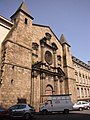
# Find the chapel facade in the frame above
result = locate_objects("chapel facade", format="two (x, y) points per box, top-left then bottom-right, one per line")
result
(0, 2), (90, 111)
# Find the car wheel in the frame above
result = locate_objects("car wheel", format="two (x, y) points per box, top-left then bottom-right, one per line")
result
(63, 109), (69, 114)
(24, 113), (31, 120)
(87, 107), (90, 110)
(79, 107), (83, 111)
(42, 110), (48, 115)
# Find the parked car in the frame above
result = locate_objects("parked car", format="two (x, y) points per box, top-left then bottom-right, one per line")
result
(6, 103), (35, 120)
(73, 101), (90, 111)
(0, 106), (7, 119)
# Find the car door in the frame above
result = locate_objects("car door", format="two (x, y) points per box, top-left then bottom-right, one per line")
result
(45, 100), (53, 112)
(14, 104), (26, 117)
(9, 105), (19, 116)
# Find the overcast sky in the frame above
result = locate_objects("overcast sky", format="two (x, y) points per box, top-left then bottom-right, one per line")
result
(0, 0), (90, 64)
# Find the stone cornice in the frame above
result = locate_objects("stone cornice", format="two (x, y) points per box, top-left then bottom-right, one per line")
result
(2, 62), (32, 71)
(2, 39), (32, 51)
(72, 56), (90, 70)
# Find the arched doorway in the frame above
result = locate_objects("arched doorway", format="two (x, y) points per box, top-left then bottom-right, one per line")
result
(45, 85), (53, 95)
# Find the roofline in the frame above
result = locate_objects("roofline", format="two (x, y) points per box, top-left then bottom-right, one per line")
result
(42, 94), (72, 97)
(72, 55), (90, 70)
(0, 15), (13, 25)
(33, 23), (61, 45)
(10, 9), (34, 20)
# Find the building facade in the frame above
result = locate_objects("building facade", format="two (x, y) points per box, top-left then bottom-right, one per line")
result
(0, 2), (90, 110)
(72, 56), (90, 101)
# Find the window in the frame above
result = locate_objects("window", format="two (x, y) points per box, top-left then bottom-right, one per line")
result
(79, 72), (81, 77)
(25, 18), (28, 24)
(83, 74), (84, 78)
(47, 100), (52, 104)
(9, 105), (19, 110)
(88, 89), (90, 97)
(77, 88), (80, 98)
(55, 100), (60, 104)
(84, 88), (87, 97)
(18, 105), (26, 109)
(81, 88), (84, 97)
(11, 79), (14, 85)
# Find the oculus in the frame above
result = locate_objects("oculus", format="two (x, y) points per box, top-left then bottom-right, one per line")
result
(45, 51), (52, 65)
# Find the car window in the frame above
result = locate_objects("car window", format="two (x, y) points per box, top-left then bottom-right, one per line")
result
(76, 103), (80, 105)
(18, 105), (26, 109)
(9, 105), (19, 110)
(78, 102), (81, 104)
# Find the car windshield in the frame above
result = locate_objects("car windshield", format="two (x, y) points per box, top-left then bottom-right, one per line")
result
(9, 104), (26, 110)
(9, 105), (19, 110)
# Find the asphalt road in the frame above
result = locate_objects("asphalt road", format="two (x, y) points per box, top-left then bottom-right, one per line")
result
(2, 110), (90, 120)
(34, 110), (90, 120)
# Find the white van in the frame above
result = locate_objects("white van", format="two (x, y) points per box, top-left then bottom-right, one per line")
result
(39, 94), (73, 114)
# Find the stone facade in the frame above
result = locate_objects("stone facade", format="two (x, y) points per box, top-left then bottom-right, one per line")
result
(72, 56), (90, 101)
(0, 2), (90, 111)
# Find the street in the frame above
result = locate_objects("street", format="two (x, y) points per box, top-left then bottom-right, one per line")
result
(35, 110), (90, 120)
(2, 110), (90, 120)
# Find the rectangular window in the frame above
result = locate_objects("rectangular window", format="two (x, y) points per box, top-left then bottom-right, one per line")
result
(25, 18), (28, 24)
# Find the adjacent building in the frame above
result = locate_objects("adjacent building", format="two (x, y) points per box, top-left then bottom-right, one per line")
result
(72, 56), (90, 101)
(0, 2), (90, 111)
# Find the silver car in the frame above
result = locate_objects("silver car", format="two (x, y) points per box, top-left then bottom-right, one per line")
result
(7, 103), (35, 120)
(73, 101), (90, 111)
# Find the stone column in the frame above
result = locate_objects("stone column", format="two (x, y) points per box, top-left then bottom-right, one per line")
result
(31, 71), (37, 105)
(53, 50), (56, 69)
(60, 77), (63, 94)
(54, 76), (58, 94)
(40, 38), (46, 63)
(53, 50), (58, 94)
(40, 73), (45, 103)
